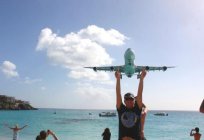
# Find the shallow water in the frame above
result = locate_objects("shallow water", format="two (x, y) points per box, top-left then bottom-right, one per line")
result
(0, 109), (203, 140)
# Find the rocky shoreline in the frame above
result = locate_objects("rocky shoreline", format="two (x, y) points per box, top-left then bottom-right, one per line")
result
(0, 95), (37, 110)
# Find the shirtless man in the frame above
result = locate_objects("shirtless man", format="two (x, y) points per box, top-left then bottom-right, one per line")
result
(190, 127), (201, 140)
(7, 124), (28, 140)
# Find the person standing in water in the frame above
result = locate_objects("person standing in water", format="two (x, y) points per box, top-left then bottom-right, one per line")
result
(7, 124), (28, 140)
(190, 127), (201, 140)
(102, 128), (111, 140)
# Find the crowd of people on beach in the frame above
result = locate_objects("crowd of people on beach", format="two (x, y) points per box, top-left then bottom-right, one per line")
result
(4, 70), (204, 140)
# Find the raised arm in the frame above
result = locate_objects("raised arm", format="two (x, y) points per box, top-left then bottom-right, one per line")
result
(47, 130), (58, 140)
(4, 124), (11, 129)
(115, 71), (122, 109)
(4, 123), (13, 129)
(190, 129), (194, 136)
(8, 127), (14, 130)
(19, 125), (28, 130)
(200, 99), (204, 113)
(136, 69), (146, 109)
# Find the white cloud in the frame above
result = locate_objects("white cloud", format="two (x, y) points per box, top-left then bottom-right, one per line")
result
(78, 25), (128, 46)
(36, 25), (127, 80)
(1, 61), (19, 78)
(74, 83), (115, 109)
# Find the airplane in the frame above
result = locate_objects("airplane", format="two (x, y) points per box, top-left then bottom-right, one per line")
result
(85, 48), (174, 79)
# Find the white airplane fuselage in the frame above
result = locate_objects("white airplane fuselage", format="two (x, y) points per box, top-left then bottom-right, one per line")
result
(124, 48), (136, 77)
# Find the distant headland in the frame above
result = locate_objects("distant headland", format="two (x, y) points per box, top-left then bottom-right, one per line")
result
(0, 95), (37, 110)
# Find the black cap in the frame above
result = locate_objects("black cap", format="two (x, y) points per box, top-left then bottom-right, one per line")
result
(124, 93), (134, 99)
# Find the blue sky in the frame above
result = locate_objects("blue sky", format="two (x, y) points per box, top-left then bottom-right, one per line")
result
(0, 0), (203, 110)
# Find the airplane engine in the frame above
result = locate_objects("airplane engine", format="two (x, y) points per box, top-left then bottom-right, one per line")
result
(162, 66), (167, 71)
(145, 66), (149, 71)
(93, 67), (97, 72)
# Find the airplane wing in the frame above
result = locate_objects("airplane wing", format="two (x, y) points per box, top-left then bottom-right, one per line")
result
(135, 66), (175, 73)
(84, 65), (125, 73)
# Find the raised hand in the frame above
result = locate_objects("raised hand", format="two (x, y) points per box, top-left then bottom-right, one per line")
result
(115, 71), (121, 80)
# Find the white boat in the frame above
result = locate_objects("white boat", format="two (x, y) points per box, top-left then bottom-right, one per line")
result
(99, 112), (116, 117)
(154, 112), (168, 116)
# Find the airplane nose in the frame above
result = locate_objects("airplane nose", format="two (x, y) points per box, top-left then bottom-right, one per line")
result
(127, 48), (131, 51)
(124, 48), (134, 58)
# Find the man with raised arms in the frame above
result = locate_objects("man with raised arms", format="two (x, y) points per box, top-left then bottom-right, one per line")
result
(115, 69), (147, 140)
(7, 124), (28, 140)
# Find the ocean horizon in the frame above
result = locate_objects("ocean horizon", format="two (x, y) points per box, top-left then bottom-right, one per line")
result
(0, 109), (203, 140)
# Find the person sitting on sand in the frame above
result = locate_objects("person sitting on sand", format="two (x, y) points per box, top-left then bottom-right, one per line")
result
(115, 69), (147, 140)
(102, 128), (111, 140)
(190, 127), (201, 140)
(7, 124), (28, 140)
(36, 129), (58, 140)
(200, 99), (204, 113)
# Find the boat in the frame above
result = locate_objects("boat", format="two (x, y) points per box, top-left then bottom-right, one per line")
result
(99, 112), (116, 117)
(154, 112), (168, 116)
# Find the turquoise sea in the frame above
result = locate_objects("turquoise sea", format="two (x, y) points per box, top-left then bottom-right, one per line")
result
(0, 109), (203, 140)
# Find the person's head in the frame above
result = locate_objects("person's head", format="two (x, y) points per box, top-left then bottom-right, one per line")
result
(14, 124), (18, 129)
(104, 128), (110, 133)
(39, 130), (47, 139)
(195, 127), (199, 133)
(124, 93), (135, 109)
(102, 127), (111, 137)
